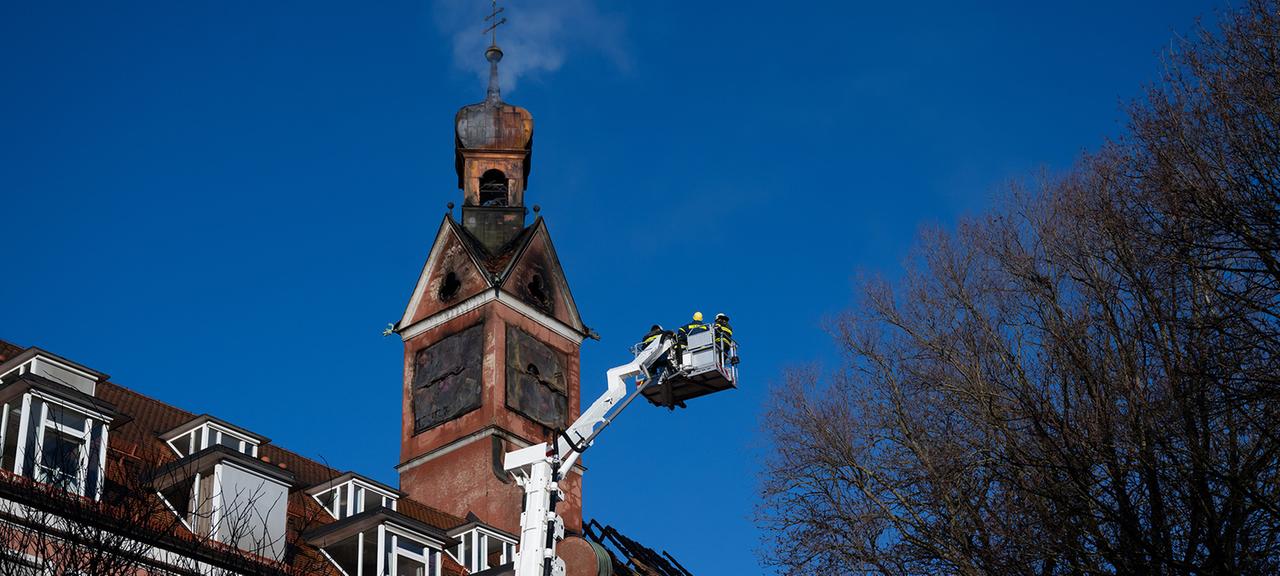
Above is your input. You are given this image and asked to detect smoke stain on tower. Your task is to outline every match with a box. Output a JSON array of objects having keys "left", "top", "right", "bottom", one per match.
[
  {"left": 411, "top": 323, "right": 484, "bottom": 432},
  {"left": 504, "top": 325, "right": 567, "bottom": 428},
  {"left": 392, "top": 16, "right": 590, "bottom": 538}
]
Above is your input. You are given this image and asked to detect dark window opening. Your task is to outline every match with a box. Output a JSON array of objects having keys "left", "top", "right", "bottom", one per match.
[
  {"left": 527, "top": 274, "right": 552, "bottom": 313},
  {"left": 161, "top": 480, "right": 193, "bottom": 518},
  {"left": 438, "top": 271, "right": 461, "bottom": 301},
  {"left": 479, "top": 169, "right": 509, "bottom": 206}
]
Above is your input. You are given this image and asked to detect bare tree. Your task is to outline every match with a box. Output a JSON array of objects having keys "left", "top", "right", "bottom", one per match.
[{"left": 759, "top": 2, "right": 1280, "bottom": 575}]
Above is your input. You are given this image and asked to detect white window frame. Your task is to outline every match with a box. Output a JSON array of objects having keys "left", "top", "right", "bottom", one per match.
[
  {"left": 311, "top": 478, "right": 399, "bottom": 520},
  {"left": 0, "top": 401, "right": 9, "bottom": 468},
  {"left": 321, "top": 523, "right": 442, "bottom": 576},
  {"left": 6, "top": 392, "right": 110, "bottom": 499},
  {"left": 165, "top": 421, "right": 260, "bottom": 458},
  {"left": 385, "top": 525, "right": 442, "bottom": 576},
  {"left": 35, "top": 400, "right": 92, "bottom": 495},
  {"left": 0, "top": 354, "right": 100, "bottom": 396},
  {"left": 448, "top": 527, "right": 517, "bottom": 572}
]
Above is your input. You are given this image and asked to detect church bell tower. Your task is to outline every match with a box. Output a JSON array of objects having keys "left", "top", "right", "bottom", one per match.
[{"left": 392, "top": 40, "right": 590, "bottom": 536}]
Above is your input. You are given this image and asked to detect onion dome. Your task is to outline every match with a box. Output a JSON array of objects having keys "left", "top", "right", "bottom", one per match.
[{"left": 455, "top": 45, "right": 533, "bottom": 152}]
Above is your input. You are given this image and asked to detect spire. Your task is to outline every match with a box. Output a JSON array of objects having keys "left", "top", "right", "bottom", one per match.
[
  {"left": 483, "top": 0, "right": 507, "bottom": 104},
  {"left": 453, "top": 0, "right": 531, "bottom": 249},
  {"left": 485, "top": 45, "right": 503, "bottom": 104}
]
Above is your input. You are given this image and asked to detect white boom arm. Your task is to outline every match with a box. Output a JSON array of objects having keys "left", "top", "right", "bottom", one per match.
[{"left": 503, "top": 335, "right": 674, "bottom": 576}]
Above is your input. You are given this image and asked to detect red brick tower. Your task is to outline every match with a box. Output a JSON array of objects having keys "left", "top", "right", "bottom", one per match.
[{"left": 393, "top": 44, "right": 590, "bottom": 537}]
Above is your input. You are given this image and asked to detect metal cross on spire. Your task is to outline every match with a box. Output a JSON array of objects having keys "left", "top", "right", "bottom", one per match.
[
  {"left": 482, "top": 0, "right": 506, "bottom": 48},
  {"left": 481, "top": 0, "right": 507, "bottom": 103}
]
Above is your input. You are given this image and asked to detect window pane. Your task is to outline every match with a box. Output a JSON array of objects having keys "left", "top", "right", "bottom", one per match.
[
  {"left": 171, "top": 432, "right": 190, "bottom": 457},
  {"left": 46, "top": 405, "right": 87, "bottom": 434},
  {"left": 316, "top": 489, "right": 336, "bottom": 514},
  {"left": 398, "top": 537, "right": 425, "bottom": 556},
  {"left": 85, "top": 422, "right": 103, "bottom": 500},
  {"left": 397, "top": 555, "right": 425, "bottom": 576},
  {"left": 325, "top": 534, "right": 360, "bottom": 576},
  {"left": 217, "top": 431, "right": 241, "bottom": 451},
  {"left": 20, "top": 398, "right": 43, "bottom": 477},
  {"left": 193, "top": 426, "right": 204, "bottom": 450},
  {"left": 2, "top": 404, "right": 19, "bottom": 472},
  {"left": 355, "top": 486, "right": 365, "bottom": 514},
  {"left": 384, "top": 531, "right": 394, "bottom": 576},
  {"left": 360, "top": 530, "right": 378, "bottom": 576},
  {"left": 40, "top": 429, "right": 82, "bottom": 492},
  {"left": 336, "top": 485, "right": 349, "bottom": 518}
]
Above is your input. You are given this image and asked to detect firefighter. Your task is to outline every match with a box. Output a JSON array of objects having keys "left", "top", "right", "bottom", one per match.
[
  {"left": 636, "top": 324, "right": 671, "bottom": 388},
  {"left": 679, "top": 311, "right": 709, "bottom": 338},
  {"left": 674, "top": 312, "right": 708, "bottom": 367},
  {"left": 638, "top": 324, "right": 664, "bottom": 351},
  {"left": 713, "top": 313, "right": 737, "bottom": 365}
]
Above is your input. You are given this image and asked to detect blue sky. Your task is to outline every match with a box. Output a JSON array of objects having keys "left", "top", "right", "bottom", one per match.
[{"left": 0, "top": 1, "right": 1226, "bottom": 573}]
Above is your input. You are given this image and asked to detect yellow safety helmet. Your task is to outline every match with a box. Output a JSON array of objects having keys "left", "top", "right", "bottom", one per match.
[{"left": 693, "top": 311, "right": 703, "bottom": 322}]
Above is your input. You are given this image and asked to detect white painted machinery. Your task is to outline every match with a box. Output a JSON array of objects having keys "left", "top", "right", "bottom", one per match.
[{"left": 502, "top": 327, "right": 736, "bottom": 576}]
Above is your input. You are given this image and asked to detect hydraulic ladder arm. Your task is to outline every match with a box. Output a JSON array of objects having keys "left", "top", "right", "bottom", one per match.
[{"left": 503, "top": 334, "right": 675, "bottom": 576}]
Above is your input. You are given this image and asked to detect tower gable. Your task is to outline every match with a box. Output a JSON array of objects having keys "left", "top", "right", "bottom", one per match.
[
  {"left": 400, "top": 217, "right": 493, "bottom": 329},
  {"left": 497, "top": 219, "right": 585, "bottom": 335}
]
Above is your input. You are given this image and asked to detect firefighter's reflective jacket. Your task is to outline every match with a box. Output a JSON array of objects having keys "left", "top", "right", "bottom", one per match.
[
  {"left": 713, "top": 321, "right": 733, "bottom": 345},
  {"left": 640, "top": 326, "right": 664, "bottom": 347},
  {"left": 679, "top": 321, "right": 709, "bottom": 338}
]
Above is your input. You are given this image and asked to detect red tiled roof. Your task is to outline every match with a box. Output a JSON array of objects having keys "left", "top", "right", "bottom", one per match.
[
  {"left": 0, "top": 339, "right": 23, "bottom": 363},
  {"left": 0, "top": 338, "right": 469, "bottom": 574},
  {"left": 399, "top": 497, "right": 469, "bottom": 531},
  {"left": 95, "top": 378, "right": 465, "bottom": 524},
  {"left": 443, "top": 553, "right": 468, "bottom": 576}
]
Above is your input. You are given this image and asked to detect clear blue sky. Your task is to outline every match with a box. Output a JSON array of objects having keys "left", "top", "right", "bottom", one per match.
[{"left": 0, "top": 1, "right": 1226, "bottom": 573}]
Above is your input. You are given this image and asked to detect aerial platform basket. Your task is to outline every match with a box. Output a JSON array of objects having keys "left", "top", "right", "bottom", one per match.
[{"left": 641, "top": 330, "right": 738, "bottom": 408}]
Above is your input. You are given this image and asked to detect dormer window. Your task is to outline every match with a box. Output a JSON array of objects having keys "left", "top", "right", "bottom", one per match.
[
  {"left": 37, "top": 403, "right": 91, "bottom": 491},
  {"left": 0, "top": 347, "right": 105, "bottom": 397},
  {"left": 163, "top": 415, "right": 265, "bottom": 459},
  {"left": 1, "top": 394, "right": 110, "bottom": 499},
  {"left": 152, "top": 444, "right": 294, "bottom": 560},
  {"left": 0, "top": 349, "right": 113, "bottom": 501},
  {"left": 306, "top": 510, "right": 446, "bottom": 576},
  {"left": 309, "top": 473, "right": 400, "bottom": 520},
  {"left": 448, "top": 524, "right": 517, "bottom": 573}
]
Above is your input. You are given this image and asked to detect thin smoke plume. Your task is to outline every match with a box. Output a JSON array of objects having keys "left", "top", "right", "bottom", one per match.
[{"left": 434, "top": 0, "right": 629, "bottom": 93}]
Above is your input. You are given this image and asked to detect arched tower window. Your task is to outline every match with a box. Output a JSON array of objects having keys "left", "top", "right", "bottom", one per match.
[{"left": 478, "top": 169, "right": 509, "bottom": 207}]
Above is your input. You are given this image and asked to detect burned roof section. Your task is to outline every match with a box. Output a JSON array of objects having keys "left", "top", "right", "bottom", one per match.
[{"left": 447, "top": 213, "right": 537, "bottom": 278}]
